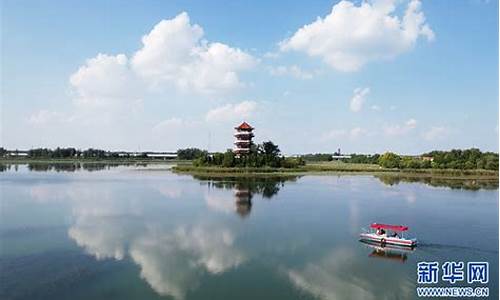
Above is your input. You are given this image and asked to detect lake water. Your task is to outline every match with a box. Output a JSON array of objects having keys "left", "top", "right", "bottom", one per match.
[{"left": 1, "top": 164, "right": 498, "bottom": 299}]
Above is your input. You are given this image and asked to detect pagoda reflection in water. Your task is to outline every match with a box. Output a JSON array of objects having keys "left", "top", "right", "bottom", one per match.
[
  {"left": 194, "top": 175, "right": 300, "bottom": 218},
  {"left": 234, "top": 187, "right": 253, "bottom": 218}
]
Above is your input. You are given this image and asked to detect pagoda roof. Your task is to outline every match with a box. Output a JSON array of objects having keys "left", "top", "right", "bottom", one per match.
[{"left": 235, "top": 122, "right": 253, "bottom": 130}]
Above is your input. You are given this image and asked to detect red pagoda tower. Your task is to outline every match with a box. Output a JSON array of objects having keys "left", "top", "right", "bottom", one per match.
[{"left": 233, "top": 122, "right": 254, "bottom": 155}]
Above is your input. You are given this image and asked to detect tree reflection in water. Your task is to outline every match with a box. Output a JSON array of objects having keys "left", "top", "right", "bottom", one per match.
[
  {"left": 0, "top": 162, "right": 150, "bottom": 172},
  {"left": 375, "top": 174, "right": 498, "bottom": 190},
  {"left": 0, "top": 163, "right": 12, "bottom": 172},
  {"left": 193, "top": 175, "right": 301, "bottom": 218}
]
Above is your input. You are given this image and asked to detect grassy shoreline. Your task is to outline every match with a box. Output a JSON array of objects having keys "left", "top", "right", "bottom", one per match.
[{"left": 172, "top": 163, "right": 498, "bottom": 180}]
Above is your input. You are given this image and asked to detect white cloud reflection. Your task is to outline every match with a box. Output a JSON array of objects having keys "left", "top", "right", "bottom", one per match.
[
  {"left": 287, "top": 248, "right": 414, "bottom": 300},
  {"left": 26, "top": 174, "right": 420, "bottom": 300},
  {"left": 205, "top": 193, "right": 235, "bottom": 214},
  {"left": 28, "top": 181, "right": 246, "bottom": 300},
  {"left": 129, "top": 224, "right": 245, "bottom": 299}
]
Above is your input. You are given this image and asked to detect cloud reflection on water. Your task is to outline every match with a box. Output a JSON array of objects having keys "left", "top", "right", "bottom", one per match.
[
  {"left": 28, "top": 179, "right": 246, "bottom": 299},
  {"left": 129, "top": 224, "right": 245, "bottom": 299},
  {"left": 287, "top": 247, "right": 414, "bottom": 300},
  {"left": 19, "top": 170, "right": 495, "bottom": 299}
]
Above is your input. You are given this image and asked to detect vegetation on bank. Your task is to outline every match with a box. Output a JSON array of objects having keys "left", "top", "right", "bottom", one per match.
[
  {"left": 0, "top": 147, "right": 179, "bottom": 161},
  {"left": 377, "top": 149, "right": 498, "bottom": 170},
  {"left": 173, "top": 161, "right": 498, "bottom": 179},
  {"left": 301, "top": 148, "right": 498, "bottom": 171},
  {"left": 176, "top": 148, "right": 207, "bottom": 160},
  {"left": 374, "top": 173, "right": 499, "bottom": 191},
  {"left": 1, "top": 147, "right": 134, "bottom": 159},
  {"left": 192, "top": 141, "right": 306, "bottom": 169},
  {"left": 301, "top": 153, "right": 381, "bottom": 164},
  {"left": 0, "top": 157, "right": 186, "bottom": 164},
  {"left": 424, "top": 149, "right": 498, "bottom": 170}
]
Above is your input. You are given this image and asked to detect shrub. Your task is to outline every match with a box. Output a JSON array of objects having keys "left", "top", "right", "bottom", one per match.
[{"left": 378, "top": 152, "right": 401, "bottom": 168}]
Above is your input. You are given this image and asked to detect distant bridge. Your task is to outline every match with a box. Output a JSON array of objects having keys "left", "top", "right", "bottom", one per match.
[
  {"left": 2, "top": 150, "right": 178, "bottom": 159},
  {"left": 117, "top": 152, "right": 178, "bottom": 159},
  {"left": 331, "top": 155, "right": 351, "bottom": 159}
]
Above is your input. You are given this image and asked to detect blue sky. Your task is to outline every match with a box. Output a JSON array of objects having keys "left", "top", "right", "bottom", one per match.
[{"left": 1, "top": 0, "right": 498, "bottom": 154}]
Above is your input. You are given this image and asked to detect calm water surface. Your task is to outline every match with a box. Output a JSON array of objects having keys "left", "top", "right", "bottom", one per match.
[{"left": 1, "top": 164, "right": 498, "bottom": 299}]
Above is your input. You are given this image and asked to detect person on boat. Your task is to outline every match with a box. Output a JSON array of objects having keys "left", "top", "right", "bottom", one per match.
[
  {"left": 391, "top": 232, "right": 399, "bottom": 238},
  {"left": 376, "top": 228, "right": 385, "bottom": 236}
]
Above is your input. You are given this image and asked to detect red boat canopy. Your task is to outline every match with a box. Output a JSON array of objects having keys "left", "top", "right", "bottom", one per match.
[{"left": 370, "top": 223, "right": 408, "bottom": 232}]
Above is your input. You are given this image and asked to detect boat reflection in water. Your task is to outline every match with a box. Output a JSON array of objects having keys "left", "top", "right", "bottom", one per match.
[
  {"left": 359, "top": 240, "right": 415, "bottom": 263},
  {"left": 193, "top": 174, "right": 300, "bottom": 218}
]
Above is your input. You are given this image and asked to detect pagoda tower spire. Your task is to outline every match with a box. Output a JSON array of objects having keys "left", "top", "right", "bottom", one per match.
[{"left": 233, "top": 122, "right": 254, "bottom": 155}]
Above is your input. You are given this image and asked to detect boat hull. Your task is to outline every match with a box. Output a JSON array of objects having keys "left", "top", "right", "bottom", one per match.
[{"left": 360, "top": 233, "right": 417, "bottom": 247}]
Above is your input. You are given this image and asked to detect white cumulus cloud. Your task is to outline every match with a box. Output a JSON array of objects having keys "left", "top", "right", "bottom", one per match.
[
  {"left": 70, "top": 53, "right": 143, "bottom": 109},
  {"left": 280, "top": 0, "right": 434, "bottom": 72},
  {"left": 69, "top": 12, "right": 256, "bottom": 112},
  {"left": 384, "top": 118, "right": 417, "bottom": 136},
  {"left": 406, "top": 118, "right": 417, "bottom": 129},
  {"left": 422, "top": 126, "right": 448, "bottom": 140},
  {"left": 349, "top": 127, "right": 367, "bottom": 139},
  {"left": 132, "top": 12, "right": 256, "bottom": 94},
  {"left": 28, "top": 110, "right": 73, "bottom": 125},
  {"left": 350, "top": 87, "right": 370, "bottom": 112},
  {"left": 205, "top": 101, "right": 257, "bottom": 122},
  {"left": 268, "top": 65, "right": 315, "bottom": 79},
  {"left": 321, "top": 127, "right": 367, "bottom": 141},
  {"left": 152, "top": 118, "right": 185, "bottom": 134}
]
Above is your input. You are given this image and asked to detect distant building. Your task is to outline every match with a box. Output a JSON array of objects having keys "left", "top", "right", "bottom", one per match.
[
  {"left": 233, "top": 122, "right": 254, "bottom": 155},
  {"left": 421, "top": 156, "right": 434, "bottom": 162},
  {"left": 6, "top": 151, "right": 28, "bottom": 157}
]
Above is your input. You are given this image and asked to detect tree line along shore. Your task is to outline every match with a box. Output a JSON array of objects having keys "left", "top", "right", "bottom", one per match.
[
  {"left": 1, "top": 144, "right": 498, "bottom": 179},
  {"left": 171, "top": 144, "right": 500, "bottom": 177}
]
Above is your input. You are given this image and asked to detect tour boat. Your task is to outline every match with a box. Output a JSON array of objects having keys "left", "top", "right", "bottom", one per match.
[{"left": 359, "top": 223, "right": 417, "bottom": 247}]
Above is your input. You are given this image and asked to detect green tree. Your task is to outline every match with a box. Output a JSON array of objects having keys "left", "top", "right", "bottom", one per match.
[
  {"left": 222, "top": 151, "right": 235, "bottom": 167},
  {"left": 346, "top": 154, "right": 380, "bottom": 164},
  {"left": 261, "top": 141, "right": 280, "bottom": 156},
  {"left": 190, "top": 140, "right": 300, "bottom": 169},
  {"left": 400, "top": 157, "right": 421, "bottom": 169},
  {"left": 301, "top": 153, "right": 333, "bottom": 162},
  {"left": 421, "top": 160, "right": 432, "bottom": 169},
  {"left": 484, "top": 155, "right": 499, "bottom": 170},
  {"left": 378, "top": 152, "right": 401, "bottom": 168},
  {"left": 177, "top": 148, "right": 207, "bottom": 160}
]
